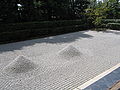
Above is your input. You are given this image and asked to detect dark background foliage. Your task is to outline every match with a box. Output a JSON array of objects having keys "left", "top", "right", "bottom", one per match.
[{"left": 0, "top": 0, "right": 90, "bottom": 23}]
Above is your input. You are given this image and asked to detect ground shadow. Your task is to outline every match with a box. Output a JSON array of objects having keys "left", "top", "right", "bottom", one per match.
[{"left": 0, "top": 31, "right": 93, "bottom": 53}]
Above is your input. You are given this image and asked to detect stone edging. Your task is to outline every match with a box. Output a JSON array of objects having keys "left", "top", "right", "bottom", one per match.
[{"left": 73, "top": 63, "right": 120, "bottom": 90}]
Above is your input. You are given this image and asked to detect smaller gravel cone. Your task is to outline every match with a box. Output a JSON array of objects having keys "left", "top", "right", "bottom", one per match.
[{"left": 58, "top": 45, "right": 82, "bottom": 59}]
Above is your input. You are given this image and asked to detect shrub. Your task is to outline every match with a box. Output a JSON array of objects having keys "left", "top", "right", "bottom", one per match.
[
  {"left": 102, "top": 19, "right": 120, "bottom": 24},
  {"left": 107, "top": 23, "right": 120, "bottom": 30},
  {"left": 0, "top": 20, "right": 83, "bottom": 33},
  {"left": 0, "top": 24, "right": 89, "bottom": 44}
]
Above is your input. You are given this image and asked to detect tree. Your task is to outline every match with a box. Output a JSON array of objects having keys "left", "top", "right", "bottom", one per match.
[
  {"left": 39, "top": 0, "right": 90, "bottom": 20},
  {"left": 0, "top": 0, "right": 90, "bottom": 23},
  {"left": 0, "top": 0, "right": 19, "bottom": 23},
  {"left": 86, "top": 1, "right": 110, "bottom": 27},
  {"left": 18, "top": 0, "right": 36, "bottom": 21},
  {"left": 107, "top": 0, "right": 120, "bottom": 19}
]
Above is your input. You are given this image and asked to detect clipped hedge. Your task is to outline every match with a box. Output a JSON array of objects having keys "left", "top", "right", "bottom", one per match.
[
  {"left": 107, "top": 23, "right": 120, "bottom": 30},
  {"left": 0, "top": 20, "right": 83, "bottom": 33},
  {"left": 102, "top": 19, "right": 120, "bottom": 24},
  {"left": 0, "top": 24, "right": 89, "bottom": 44}
]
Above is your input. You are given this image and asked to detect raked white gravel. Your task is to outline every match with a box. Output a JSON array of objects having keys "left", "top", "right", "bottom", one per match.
[{"left": 0, "top": 30, "right": 120, "bottom": 90}]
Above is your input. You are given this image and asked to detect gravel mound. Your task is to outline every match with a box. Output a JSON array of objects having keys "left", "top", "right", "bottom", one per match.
[
  {"left": 58, "top": 45, "right": 82, "bottom": 59},
  {"left": 3, "top": 55, "right": 37, "bottom": 74}
]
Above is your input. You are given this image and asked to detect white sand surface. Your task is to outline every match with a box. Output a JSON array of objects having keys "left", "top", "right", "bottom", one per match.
[{"left": 0, "top": 30, "right": 120, "bottom": 90}]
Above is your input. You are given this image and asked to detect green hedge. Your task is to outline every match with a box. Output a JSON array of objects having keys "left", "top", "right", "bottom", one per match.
[
  {"left": 0, "top": 20, "right": 83, "bottom": 33},
  {"left": 0, "top": 24, "right": 89, "bottom": 44},
  {"left": 102, "top": 19, "right": 120, "bottom": 24},
  {"left": 107, "top": 23, "right": 120, "bottom": 30}
]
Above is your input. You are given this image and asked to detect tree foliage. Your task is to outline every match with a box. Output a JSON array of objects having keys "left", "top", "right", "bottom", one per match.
[
  {"left": 86, "top": 0, "right": 120, "bottom": 27},
  {"left": 0, "top": 0, "right": 90, "bottom": 23}
]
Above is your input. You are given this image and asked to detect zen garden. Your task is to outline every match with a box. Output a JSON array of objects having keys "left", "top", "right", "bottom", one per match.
[{"left": 0, "top": 0, "right": 120, "bottom": 90}]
